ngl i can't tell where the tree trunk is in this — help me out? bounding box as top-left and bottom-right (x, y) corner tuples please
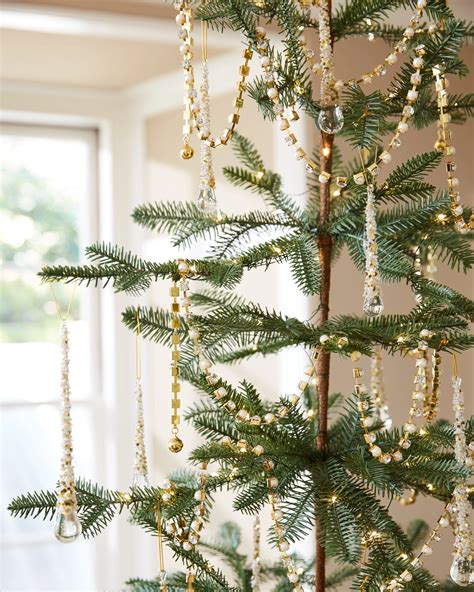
(315, 2), (334, 587)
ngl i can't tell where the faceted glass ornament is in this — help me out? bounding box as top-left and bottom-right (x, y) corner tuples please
(317, 105), (344, 134)
(363, 293), (384, 317)
(197, 187), (217, 213)
(54, 508), (82, 543)
(450, 556), (474, 586)
(132, 472), (149, 488)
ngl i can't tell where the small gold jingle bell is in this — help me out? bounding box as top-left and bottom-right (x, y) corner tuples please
(168, 433), (184, 453)
(180, 143), (194, 160)
(434, 140), (445, 153)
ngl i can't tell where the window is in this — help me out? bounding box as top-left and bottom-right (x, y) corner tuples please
(0, 123), (100, 591)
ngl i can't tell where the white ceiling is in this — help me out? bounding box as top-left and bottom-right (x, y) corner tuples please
(0, 1), (472, 91)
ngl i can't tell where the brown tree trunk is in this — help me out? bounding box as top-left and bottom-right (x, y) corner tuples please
(315, 2), (334, 587)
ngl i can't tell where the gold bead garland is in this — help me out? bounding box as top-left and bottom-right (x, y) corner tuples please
(257, 33), (425, 181)
(169, 272), (185, 453)
(351, 332), (434, 464)
(174, 0), (253, 156)
(383, 501), (451, 589)
(432, 65), (472, 234)
(297, 0), (431, 92)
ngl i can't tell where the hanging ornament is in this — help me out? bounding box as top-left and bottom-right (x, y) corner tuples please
(132, 307), (149, 488)
(449, 354), (474, 586)
(370, 347), (392, 429)
(424, 349), (441, 423)
(251, 516), (261, 591)
(50, 286), (82, 543)
(363, 185), (384, 317)
(317, 0), (343, 134)
(197, 59), (217, 213)
(156, 500), (168, 591)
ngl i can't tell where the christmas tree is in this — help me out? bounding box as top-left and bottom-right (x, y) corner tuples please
(8, 0), (474, 590)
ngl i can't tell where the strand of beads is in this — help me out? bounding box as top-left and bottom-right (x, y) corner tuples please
(352, 45), (426, 185)
(54, 321), (82, 542)
(432, 65), (471, 234)
(176, 261), (316, 427)
(370, 347), (392, 430)
(449, 360), (474, 586)
(251, 516), (261, 592)
(174, 0), (253, 154)
(257, 36), (424, 182)
(385, 503), (451, 590)
(265, 460), (303, 591)
(298, 0), (430, 91)
(175, 0), (195, 159)
(169, 278), (184, 453)
(351, 333), (433, 464)
(163, 462), (209, 552)
(363, 184), (384, 317)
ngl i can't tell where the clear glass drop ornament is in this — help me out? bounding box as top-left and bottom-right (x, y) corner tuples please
(132, 472), (149, 488)
(363, 293), (384, 317)
(450, 556), (474, 586)
(54, 508), (82, 543)
(197, 186), (217, 213)
(317, 105), (344, 134)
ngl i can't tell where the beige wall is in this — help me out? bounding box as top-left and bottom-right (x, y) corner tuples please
(145, 42), (473, 588)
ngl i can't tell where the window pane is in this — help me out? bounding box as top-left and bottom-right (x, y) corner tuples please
(1, 405), (96, 538)
(0, 128), (96, 403)
(0, 126), (99, 590)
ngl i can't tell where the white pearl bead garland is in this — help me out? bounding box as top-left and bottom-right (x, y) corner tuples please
(351, 332), (433, 463)
(177, 263), (319, 427)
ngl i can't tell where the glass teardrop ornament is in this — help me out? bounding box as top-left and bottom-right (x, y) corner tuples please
(317, 105), (344, 134)
(53, 508), (82, 543)
(363, 293), (384, 317)
(450, 555), (474, 586)
(132, 472), (149, 488)
(197, 187), (217, 213)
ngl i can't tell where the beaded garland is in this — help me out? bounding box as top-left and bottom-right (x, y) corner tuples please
(297, 0), (431, 92)
(351, 330), (434, 464)
(174, 0), (253, 156)
(432, 65), (472, 234)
